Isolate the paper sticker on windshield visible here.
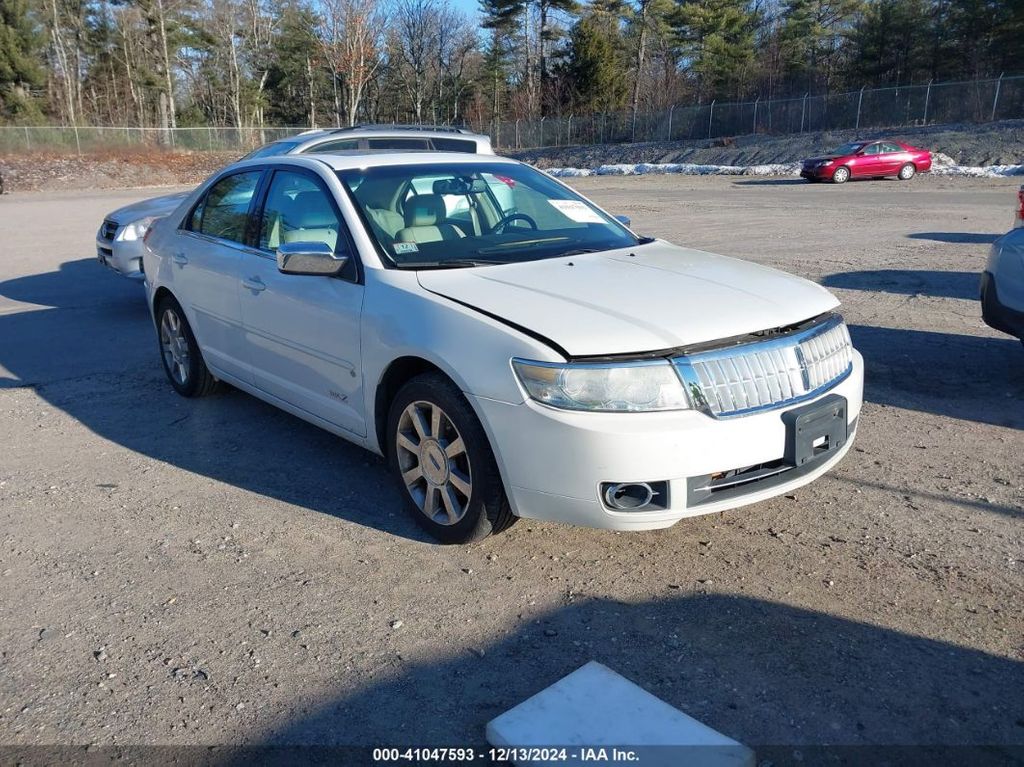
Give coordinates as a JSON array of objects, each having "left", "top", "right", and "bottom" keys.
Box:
[
  {"left": 547, "top": 199, "right": 605, "bottom": 224},
  {"left": 393, "top": 242, "right": 419, "bottom": 254}
]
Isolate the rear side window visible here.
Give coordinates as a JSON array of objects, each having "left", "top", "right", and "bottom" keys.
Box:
[
  {"left": 367, "top": 138, "right": 430, "bottom": 150},
  {"left": 188, "top": 171, "right": 261, "bottom": 243},
  {"left": 881, "top": 142, "right": 902, "bottom": 153},
  {"left": 431, "top": 138, "right": 477, "bottom": 153}
]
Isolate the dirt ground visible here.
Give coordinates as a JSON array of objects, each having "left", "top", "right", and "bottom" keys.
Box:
[{"left": 0, "top": 174, "right": 1022, "bottom": 760}]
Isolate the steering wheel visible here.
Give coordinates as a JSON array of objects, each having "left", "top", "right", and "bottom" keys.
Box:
[{"left": 492, "top": 213, "right": 538, "bottom": 233}]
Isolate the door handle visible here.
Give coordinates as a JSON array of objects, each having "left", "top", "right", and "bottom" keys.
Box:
[
  {"left": 171, "top": 252, "right": 188, "bottom": 266},
  {"left": 242, "top": 276, "right": 266, "bottom": 292}
]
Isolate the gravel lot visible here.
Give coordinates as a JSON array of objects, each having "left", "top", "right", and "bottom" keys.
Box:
[{"left": 0, "top": 175, "right": 1022, "bottom": 759}]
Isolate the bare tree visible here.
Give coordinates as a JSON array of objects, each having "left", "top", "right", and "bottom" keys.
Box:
[{"left": 320, "top": 0, "right": 383, "bottom": 126}]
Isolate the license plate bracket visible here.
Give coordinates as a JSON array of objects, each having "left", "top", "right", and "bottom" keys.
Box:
[{"left": 782, "top": 394, "right": 848, "bottom": 468}]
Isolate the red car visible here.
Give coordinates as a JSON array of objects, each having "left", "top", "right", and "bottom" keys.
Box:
[{"left": 800, "top": 140, "right": 932, "bottom": 184}]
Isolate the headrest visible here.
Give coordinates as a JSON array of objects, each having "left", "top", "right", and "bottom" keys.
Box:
[
  {"left": 405, "top": 194, "right": 444, "bottom": 227},
  {"left": 355, "top": 179, "right": 396, "bottom": 211},
  {"left": 289, "top": 191, "right": 337, "bottom": 229}
]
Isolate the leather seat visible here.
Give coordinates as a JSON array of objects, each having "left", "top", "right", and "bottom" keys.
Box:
[
  {"left": 396, "top": 194, "right": 464, "bottom": 244},
  {"left": 354, "top": 179, "right": 405, "bottom": 240},
  {"left": 277, "top": 190, "right": 339, "bottom": 251}
]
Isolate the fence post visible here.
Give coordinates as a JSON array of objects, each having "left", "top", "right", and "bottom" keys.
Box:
[
  {"left": 515, "top": 119, "right": 520, "bottom": 149},
  {"left": 72, "top": 123, "right": 82, "bottom": 156},
  {"left": 708, "top": 99, "right": 716, "bottom": 139},
  {"left": 539, "top": 116, "right": 545, "bottom": 147},
  {"left": 800, "top": 93, "right": 807, "bottom": 133},
  {"left": 667, "top": 105, "right": 675, "bottom": 141},
  {"left": 567, "top": 114, "right": 573, "bottom": 145},
  {"left": 855, "top": 86, "right": 865, "bottom": 130},
  {"left": 752, "top": 97, "right": 759, "bottom": 134},
  {"left": 923, "top": 79, "right": 932, "bottom": 124},
  {"left": 24, "top": 126, "right": 31, "bottom": 150},
  {"left": 991, "top": 72, "right": 1004, "bottom": 121}
]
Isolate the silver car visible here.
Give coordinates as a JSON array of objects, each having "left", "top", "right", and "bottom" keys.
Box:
[
  {"left": 96, "top": 125, "right": 493, "bottom": 281},
  {"left": 982, "top": 226, "right": 1024, "bottom": 346}
]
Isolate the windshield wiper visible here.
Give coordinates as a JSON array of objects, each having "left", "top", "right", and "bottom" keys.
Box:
[
  {"left": 393, "top": 258, "right": 508, "bottom": 270},
  {"left": 637, "top": 236, "right": 656, "bottom": 244}
]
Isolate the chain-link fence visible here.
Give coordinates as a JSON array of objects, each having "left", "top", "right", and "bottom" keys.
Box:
[
  {"left": 492, "top": 75, "right": 1024, "bottom": 150},
  {"left": 2, "top": 75, "right": 1022, "bottom": 154},
  {"left": 0, "top": 125, "right": 307, "bottom": 154}
]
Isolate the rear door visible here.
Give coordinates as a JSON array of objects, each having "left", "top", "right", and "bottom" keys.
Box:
[
  {"left": 175, "top": 169, "right": 264, "bottom": 382},
  {"left": 237, "top": 166, "right": 367, "bottom": 436},
  {"left": 879, "top": 142, "right": 906, "bottom": 174}
]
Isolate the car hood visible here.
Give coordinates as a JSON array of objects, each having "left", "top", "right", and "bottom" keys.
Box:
[
  {"left": 106, "top": 191, "right": 190, "bottom": 225},
  {"left": 804, "top": 154, "right": 844, "bottom": 163},
  {"left": 417, "top": 242, "right": 840, "bottom": 357}
]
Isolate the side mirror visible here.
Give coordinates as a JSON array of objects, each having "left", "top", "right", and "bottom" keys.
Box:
[
  {"left": 277, "top": 241, "right": 347, "bottom": 276},
  {"left": 614, "top": 214, "right": 632, "bottom": 228}
]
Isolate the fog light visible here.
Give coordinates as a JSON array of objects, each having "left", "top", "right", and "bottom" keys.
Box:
[{"left": 601, "top": 481, "right": 669, "bottom": 511}]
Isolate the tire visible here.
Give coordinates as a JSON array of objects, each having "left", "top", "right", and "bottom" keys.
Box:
[
  {"left": 387, "top": 372, "right": 515, "bottom": 544},
  {"left": 155, "top": 295, "right": 219, "bottom": 398},
  {"left": 898, "top": 162, "right": 916, "bottom": 180},
  {"left": 832, "top": 166, "right": 850, "bottom": 184}
]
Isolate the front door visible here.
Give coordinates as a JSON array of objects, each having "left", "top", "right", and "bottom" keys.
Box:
[
  {"left": 174, "top": 169, "right": 263, "bottom": 382},
  {"left": 237, "top": 168, "right": 366, "bottom": 437}
]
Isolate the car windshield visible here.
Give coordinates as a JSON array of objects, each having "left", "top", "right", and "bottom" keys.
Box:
[
  {"left": 241, "top": 140, "right": 302, "bottom": 160},
  {"left": 829, "top": 142, "right": 867, "bottom": 156},
  {"left": 338, "top": 162, "right": 639, "bottom": 268}
]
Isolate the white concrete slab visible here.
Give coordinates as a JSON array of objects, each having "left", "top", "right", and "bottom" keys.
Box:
[{"left": 486, "top": 661, "right": 755, "bottom": 767}]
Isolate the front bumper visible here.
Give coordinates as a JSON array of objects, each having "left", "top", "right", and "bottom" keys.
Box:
[
  {"left": 473, "top": 351, "right": 864, "bottom": 531},
  {"left": 96, "top": 225, "right": 145, "bottom": 281},
  {"left": 981, "top": 271, "right": 1024, "bottom": 340},
  {"left": 800, "top": 165, "right": 833, "bottom": 180}
]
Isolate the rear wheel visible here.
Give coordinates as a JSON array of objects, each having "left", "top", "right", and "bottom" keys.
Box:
[
  {"left": 832, "top": 166, "right": 850, "bottom": 184},
  {"left": 387, "top": 373, "right": 515, "bottom": 544},
  {"left": 898, "top": 163, "right": 916, "bottom": 180},
  {"left": 156, "top": 296, "right": 219, "bottom": 397}
]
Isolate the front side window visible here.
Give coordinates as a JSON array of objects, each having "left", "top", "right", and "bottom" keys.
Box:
[
  {"left": 241, "top": 141, "right": 302, "bottom": 160},
  {"left": 862, "top": 143, "right": 881, "bottom": 155},
  {"left": 339, "top": 162, "right": 640, "bottom": 268},
  {"left": 307, "top": 139, "right": 360, "bottom": 153},
  {"left": 189, "top": 171, "right": 261, "bottom": 243},
  {"left": 259, "top": 170, "right": 344, "bottom": 254}
]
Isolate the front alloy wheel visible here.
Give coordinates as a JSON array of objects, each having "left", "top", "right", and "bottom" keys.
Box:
[
  {"left": 396, "top": 401, "right": 473, "bottom": 526},
  {"left": 832, "top": 166, "right": 850, "bottom": 184},
  {"left": 388, "top": 373, "right": 515, "bottom": 543},
  {"left": 155, "top": 296, "right": 219, "bottom": 397}
]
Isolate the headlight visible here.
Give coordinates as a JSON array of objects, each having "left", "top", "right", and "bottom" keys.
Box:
[
  {"left": 819, "top": 160, "right": 834, "bottom": 167},
  {"left": 512, "top": 359, "right": 691, "bottom": 412},
  {"left": 118, "top": 216, "right": 157, "bottom": 241}
]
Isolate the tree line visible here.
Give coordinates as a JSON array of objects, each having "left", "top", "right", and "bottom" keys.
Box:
[{"left": 0, "top": 0, "right": 1021, "bottom": 134}]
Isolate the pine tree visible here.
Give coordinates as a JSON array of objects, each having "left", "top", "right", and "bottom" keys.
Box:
[
  {"left": 0, "top": 0, "right": 45, "bottom": 120},
  {"left": 566, "top": 0, "right": 627, "bottom": 112},
  {"left": 673, "top": 0, "right": 758, "bottom": 100}
]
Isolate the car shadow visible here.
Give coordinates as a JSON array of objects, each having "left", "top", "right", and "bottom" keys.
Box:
[
  {"left": 849, "top": 324, "right": 1024, "bottom": 429},
  {"left": 730, "top": 178, "right": 807, "bottom": 186},
  {"left": 907, "top": 232, "right": 999, "bottom": 245},
  {"left": 0, "top": 258, "right": 434, "bottom": 543},
  {"left": 822, "top": 270, "right": 979, "bottom": 300},
  {"left": 240, "top": 594, "right": 1024, "bottom": 762}
]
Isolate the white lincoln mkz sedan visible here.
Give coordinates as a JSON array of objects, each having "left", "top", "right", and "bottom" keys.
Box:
[{"left": 143, "top": 152, "right": 863, "bottom": 543}]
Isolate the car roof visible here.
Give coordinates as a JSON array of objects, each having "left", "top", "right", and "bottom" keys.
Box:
[{"left": 246, "top": 151, "right": 520, "bottom": 172}]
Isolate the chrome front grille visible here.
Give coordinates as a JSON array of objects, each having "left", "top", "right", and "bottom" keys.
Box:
[
  {"left": 674, "top": 317, "right": 854, "bottom": 418},
  {"left": 101, "top": 219, "right": 118, "bottom": 241}
]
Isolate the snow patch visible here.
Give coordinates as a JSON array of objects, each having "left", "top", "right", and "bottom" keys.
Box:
[{"left": 545, "top": 158, "right": 1024, "bottom": 179}]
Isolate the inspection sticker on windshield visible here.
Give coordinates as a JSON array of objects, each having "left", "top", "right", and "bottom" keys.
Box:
[
  {"left": 547, "top": 199, "right": 605, "bottom": 224},
  {"left": 393, "top": 242, "right": 419, "bottom": 254}
]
